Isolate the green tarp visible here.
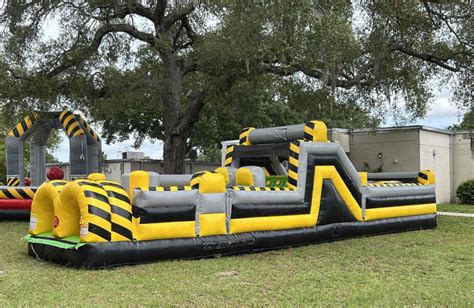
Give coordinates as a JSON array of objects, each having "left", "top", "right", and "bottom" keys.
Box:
[{"left": 24, "top": 232, "right": 86, "bottom": 250}]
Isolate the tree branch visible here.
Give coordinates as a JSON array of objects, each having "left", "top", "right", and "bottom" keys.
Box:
[
  {"left": 163, "top": 4, "right": 196, "bottom": 30},
  {"left": 421, "top": 0, "right": 473, "bottom": 48},
  {"left": 154, "top": 0, "right": 167, "bottom": 22},
  {"left": 43, "top": 23, "right": 156, "bottom": 78},
  {"left": 176, "top": 90, "right": 205, "bottom": 135},
  {"left": 182, "top": 17, "right": 198, "bottom": 43},
  {"left": 391, "top": 45, "right": 460, "bottom": 72},
  {"left": 123, "top": 0, "right": 154, "bottom": 21}
]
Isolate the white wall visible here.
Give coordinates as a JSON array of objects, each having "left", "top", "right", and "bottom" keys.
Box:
[
  {"left": 451, "top": 132, "right": 474, "bottom": 202},
  {"left": 419, "top": 130, "right": 451, "bottom": 203},
  {"left": 349, "top": 130, "right": 420, "bottom": 172}
]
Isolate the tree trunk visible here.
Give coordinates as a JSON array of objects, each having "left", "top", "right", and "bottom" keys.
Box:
[
  {"left": 160, "top": 49, "right": 190, "bottom": 174},
  {"left": 159, "top": 33, "right": 205, "bottom": 174},
  {"left": 163, "top": 133, "right": 188, "bottom": 174}
]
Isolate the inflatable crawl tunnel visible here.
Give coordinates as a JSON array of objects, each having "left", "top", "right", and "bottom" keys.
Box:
[{"left": 25, "top": 121, "right": 437, "bottom": 268}]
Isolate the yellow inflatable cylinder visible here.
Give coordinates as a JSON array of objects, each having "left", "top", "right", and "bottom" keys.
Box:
[
  {"left": 304, "top": 120, "right": 328, "bottom": 142},
  {"left": 235, "top": 168, "right": 254, "bottom": 186},
  {"left": 197, "top": 173, "right": 226, "bottom": 193},
  {"left": 55, "top": 181, "right": 112, "bottom": 243},
  {"left": 418, "top": 170, "right": 435, "bottom": 185},
  {"left": 215, "top": 167, "right": 230, "bottom": 184},
  {"left": 129, "top": 171, "right": 149, "bottom": 201},
  {"left": 29, "top": 180, "right": 68, "bottom": 235},
  {"left": 87, "top": 173, "right": 107, "bottom": 181},
  {"left": 54, "top": 182, "right": 82, "bottom": 238}
]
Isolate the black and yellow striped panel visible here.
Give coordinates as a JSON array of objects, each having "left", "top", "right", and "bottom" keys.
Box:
[
  {"left": 78, "top": 115, "right": 100, "bottom": 142},
  {"left": 6, "top": 177, "right": 20, "bottom": 187},
  {"left": 190, "top": 171, "right": 214, "bottom": 189},
  {"left": 233, "top": 186, "right": 293, "bottom": 191},
  {"left": 76, "top": 180, "right": 111, "bottom": 241},
  {"left": 239, "top": 127, "right": 254, "bottom": 146},
  {"left": 98, "top": 181, "right": 133, "bottom": 241},
  {"left": 137, "top": 186, "right": 193, "bottom": 192},
  {"left": 288, "top": 141, "right": 301, "bottom": 190},
  {"left": 7, "top": 114, "right": 37, "bottom": 138},
  {"left": 0, "top": 187, "right": 37, "bottom": 199},
  {"left": 367, "top": 183, "right": 424, "bottom": 187},
  {"left": 59, "top": 110, "right": 85, "bottom": 138},
  {"left": 303, "top": 120, "right": 328, "bottom": 142},
  {"left": 224, "top": 145, "right": 234, "bottom": 167}
]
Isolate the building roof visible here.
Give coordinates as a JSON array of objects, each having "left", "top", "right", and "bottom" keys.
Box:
[
  {"left": 104, "top": 158, "right": 219, "bottom": 165},
  {"left": 348, "top": 125, "right": 470, "bottom": 135}
]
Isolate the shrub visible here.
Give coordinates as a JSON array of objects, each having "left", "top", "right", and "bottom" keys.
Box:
[{"left": 456, "top": 179, "right": 474, "bottom": 205}]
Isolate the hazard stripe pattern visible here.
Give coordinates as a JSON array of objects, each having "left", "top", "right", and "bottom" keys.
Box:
[
  {"left": 78, "top": 115, "right": 100, "bottom": 142},
  {"left": 0, "top": 187, "right": 37, "bottom": 199},
  {"left": 6, "top": 177, "right": 20, "bottom": 186},
  {"left": 224, "top": 145, "right": 234, "bottom": 166},
  {"left": 288, "top": 141, "right": 301, "bottom": 190},
  {"left": 59, "top": 110, "right": 85, "bottom": 138},
  {"left": 233, "top": 186, "right": 294, "bottom": 191},
  {"left": 304, "top": 121, "right": 316, "bottom": 141},
  {"left": 77, "top": 180, "right": 112, "bottom": 241},
  {"left": 239, "top": 127, "right": 254, "bottom": 146},
  {"left": 137, "top": 186, "right": 192, "bottom": 192},
  {"left": 7, "top": 114, "right": 36, "bottom": 138},
  {"left": 98, "top": 180, "right": 134, "bottom": 241},
  {"left": 367, "top": 183, "right": 424, "bottom": 187}
]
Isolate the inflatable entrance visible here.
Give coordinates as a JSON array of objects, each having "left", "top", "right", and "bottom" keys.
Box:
[
  {"left": 1, "top": 111, "right": 101, "bottom": 219},
  {"left": 25, "top": 121, "right": 437, "bottom": 268}
]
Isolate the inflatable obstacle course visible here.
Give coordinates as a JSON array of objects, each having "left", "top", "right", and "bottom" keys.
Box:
[
  {"left": 1, "top": 111, "right": 102, "bottom": 219},
  {"left": 25, "top": 120, "right": 437, "bottom": 268}
]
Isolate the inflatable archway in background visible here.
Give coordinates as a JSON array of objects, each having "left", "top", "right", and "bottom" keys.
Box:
[{"left": 6, "top": 110, "right": 102, "bottom": 186}]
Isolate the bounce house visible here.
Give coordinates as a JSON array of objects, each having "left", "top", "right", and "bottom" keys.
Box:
[
  {"left": 0, "top": 111, "right": 102, "bottom": 219},
  {"left": 25, "top": 121, "right": 437, "bottom": 268}
]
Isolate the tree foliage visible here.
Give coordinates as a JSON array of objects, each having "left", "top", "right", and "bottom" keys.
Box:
[{"left": 0, "top": 0, "right": 472, "bottom": 171}]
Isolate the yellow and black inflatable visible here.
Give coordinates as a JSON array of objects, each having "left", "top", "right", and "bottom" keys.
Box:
[{"left": 25, "top": 121, "right": 437, "bottom": 268}]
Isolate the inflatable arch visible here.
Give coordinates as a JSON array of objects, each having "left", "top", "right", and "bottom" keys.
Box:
[
  {"left": 6, "top": 110, "right": 102, "bottom": 186},
  {"left": 25, "top": 120, "right": 437, "bottom": 268},
  {"left": 1, "top": 111, "right": 102, "bottom": 219}
]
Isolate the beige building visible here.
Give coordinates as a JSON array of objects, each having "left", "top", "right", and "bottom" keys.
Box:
[
  {"left": 47, "top": 159, "right": 219, "bottom": 184},
  {"left": 102, "top": 159, "right": 219, "bottom": 183},
  {"left": 331, "top": 126, "right": 473, "bottom": 203}
]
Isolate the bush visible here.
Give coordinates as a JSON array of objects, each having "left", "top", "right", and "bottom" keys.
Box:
[{"left": 456, "top": 179, "right": 474, "bottom": 205}]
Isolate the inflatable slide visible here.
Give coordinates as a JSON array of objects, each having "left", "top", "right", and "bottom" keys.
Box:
[{"left": 25, "top": 121, "right": 437, "bottom": 268}]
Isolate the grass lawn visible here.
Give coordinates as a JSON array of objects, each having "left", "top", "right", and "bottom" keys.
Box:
[
  {"left": 0, "top": 216, "right": 472, "bottom": 306},
  {"left": 437, "top": 203, "right": 474, "bottom": 214}
]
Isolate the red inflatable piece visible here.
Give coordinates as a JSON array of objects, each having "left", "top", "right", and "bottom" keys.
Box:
[
  {"left": 24, "top": 178, "right": 31, "bottom": 186},
  {"left": 0, "top": 199, "right": 32, "bottom": 210},
  {"left": 47, "top": 166, "right": 64, "bottom": 181}
]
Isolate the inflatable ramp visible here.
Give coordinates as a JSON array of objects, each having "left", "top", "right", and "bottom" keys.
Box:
[{"left": 25, "top": 121, "right": 437, "bottom": 268}]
